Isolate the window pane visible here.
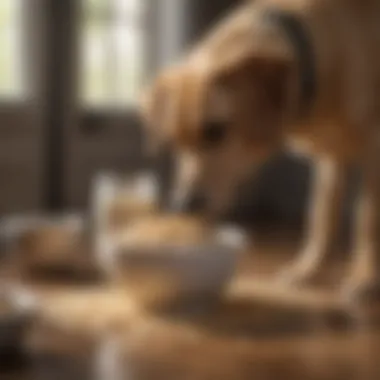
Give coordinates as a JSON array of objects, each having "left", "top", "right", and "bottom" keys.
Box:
[
  {"left": 81, "top": 21, "right": 109, "bottom": 106},
  {"left": 80, "top": 0, "right": 145, "bottom": 108},
  {"left": 0, "top": 0, "right": 24, "bottom": 99}
]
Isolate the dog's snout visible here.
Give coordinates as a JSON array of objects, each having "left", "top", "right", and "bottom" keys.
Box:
[
  {"left": 185, "top": 193, "right": 206, "bottom": 212},
  {"left": 171, "top": 192, "right": 206, "bottom": 213}
]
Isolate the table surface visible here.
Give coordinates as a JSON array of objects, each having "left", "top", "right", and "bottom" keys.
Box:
[{"left": 2, "top": 231, "right": 380, "bottom": 380}]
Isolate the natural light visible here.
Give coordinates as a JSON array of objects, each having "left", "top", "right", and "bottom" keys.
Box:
[
  {"left": 0, "top": 0, "right": 24, "bottom": 99},
  {"left": 81, "top": 0, "right": 145, "bottom": 108}
]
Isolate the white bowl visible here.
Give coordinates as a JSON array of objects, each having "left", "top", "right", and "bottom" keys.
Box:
[{"left": 100, "top": 226, "right": 249, "bottom": 311}]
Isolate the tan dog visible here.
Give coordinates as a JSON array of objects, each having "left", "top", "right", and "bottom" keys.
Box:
[{"left": 141, "top": 0, "right": 380, "bottom": 299}]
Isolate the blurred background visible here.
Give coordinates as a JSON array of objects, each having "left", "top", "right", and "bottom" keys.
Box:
[
  {"left": 0, "top": 0, "right": 315, "bottom": 228},
  {"left": 0, "top": 3, "right": 376, "bottom": 379}
]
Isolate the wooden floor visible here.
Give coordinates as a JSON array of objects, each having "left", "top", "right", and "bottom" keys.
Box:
[{"left": 3, "top": 230, "right": 380, "bottom": 380}]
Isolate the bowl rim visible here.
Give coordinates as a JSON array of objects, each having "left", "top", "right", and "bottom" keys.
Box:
[{"left": 109, "top": 224, "right": 250, "bottom": 262}]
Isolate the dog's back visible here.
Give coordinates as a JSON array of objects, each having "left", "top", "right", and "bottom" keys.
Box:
[{"left": 143, "top": 0, "right": 380, "bottom": 161}]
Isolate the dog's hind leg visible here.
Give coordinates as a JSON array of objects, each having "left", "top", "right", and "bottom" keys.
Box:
[
  {"left": 343, "top": 142, "right": 380, "bottom": 302},
  {"left": 278, "top": 156, "right": 348, "bottom": 286}
]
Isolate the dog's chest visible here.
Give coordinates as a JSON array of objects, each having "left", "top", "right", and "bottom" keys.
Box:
[
  {"left": 286, "top": 136, "right": 313, "bottom": 158},
  {"left": 285, "top": 121, "right": 372, "bottom": 160},
  {"left": 285, "top": 134, "right": 350, "bottom": 159}
]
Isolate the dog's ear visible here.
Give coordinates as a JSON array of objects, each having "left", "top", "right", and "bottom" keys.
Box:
[
  {"left": 214, "top": 41, "right": 293, "bottom": 106},
  {"left": 212, "top": 46, "right": 294, "bottom": 150},
  {"left": 140, "top": 66, "right": 212, "bottom": 152},
  {"left": 140, "top": 69, "right": 180, "bottom": 156},
  {"left": 139, "top": 75, "right": 168, "bottom": 156}
]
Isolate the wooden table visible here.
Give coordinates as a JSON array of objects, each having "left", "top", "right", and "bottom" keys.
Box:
[{"left": 2, "top": 232, "right": 380, "bottom": 380}]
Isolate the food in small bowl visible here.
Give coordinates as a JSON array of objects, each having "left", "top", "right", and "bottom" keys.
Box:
[
  {"left": 98, "top": 215, "right": 249, "bottom": 312},
  {"left": 0, "top": 215, "right": 98, "bottom": 282}
]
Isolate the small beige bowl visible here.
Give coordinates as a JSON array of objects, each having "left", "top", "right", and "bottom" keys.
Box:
[{"left": 98, "top": 223, "right": 249, "bottom": 312}]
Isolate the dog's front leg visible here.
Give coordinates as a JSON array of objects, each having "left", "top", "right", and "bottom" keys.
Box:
[
  {"left": 343, "top": 146, "right": 380, "bottom": 301},
  {"left": 279, "top": 156, "right": 348, "bottom": 285}
]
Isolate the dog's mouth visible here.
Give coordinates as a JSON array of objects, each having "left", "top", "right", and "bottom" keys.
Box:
[
  {"left": 151, "top": 148, "right": 230, "bottom": 217},
  {"left": 169, "top": 184, "right": 235, "bottom": 221},
  {"left": 169, "top": 191, "right": 207, "bottom": 215}
]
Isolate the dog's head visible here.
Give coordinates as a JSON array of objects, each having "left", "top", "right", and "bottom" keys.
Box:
[{"left": 141, "top": 11, "right": 295, "bottom": 216}]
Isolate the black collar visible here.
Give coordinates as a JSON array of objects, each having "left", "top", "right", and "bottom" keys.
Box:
[{"left": 264, "top": 10, "right": 317, "bottom": 113}]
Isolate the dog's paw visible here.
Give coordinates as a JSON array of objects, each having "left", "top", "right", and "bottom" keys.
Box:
[
  {"left": 342, "top": 274, "right": 380, "bottom": 305},
  {"left": 276, "top": 260, "right": 319, "bottom": 287}
]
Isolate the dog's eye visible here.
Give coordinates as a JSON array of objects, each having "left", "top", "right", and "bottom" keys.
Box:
[{"left": 202, "top": 121, "right": 227, "bottom": 146}]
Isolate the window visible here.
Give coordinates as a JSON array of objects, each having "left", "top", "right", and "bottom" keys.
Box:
[
  {"left": 0, "top": 0, "right": 25, "bottom": 100},
  {"left": 80, "top": 0, "right": 145, "bottom": 109}
]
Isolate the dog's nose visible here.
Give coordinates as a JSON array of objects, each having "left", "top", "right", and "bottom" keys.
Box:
[{"left": 171, "top": 193, "right": 206, "bottom": 213}]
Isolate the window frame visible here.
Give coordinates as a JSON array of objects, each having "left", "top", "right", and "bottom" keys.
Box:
[
  {"left": 77, "top": 0, "right": 160, "bottom": 117},
  {"left": 0, "top": 0, "right": 46, "bottom": 111},
  {"left": 44, "top": 0, "right": 160, "bottom": 210}
]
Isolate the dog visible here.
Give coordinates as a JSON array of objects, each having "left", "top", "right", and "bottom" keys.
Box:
[{"left": 140, "top": 0, "right": 380, "bottom": 299}]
